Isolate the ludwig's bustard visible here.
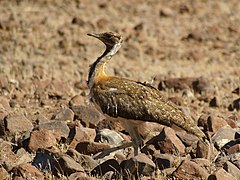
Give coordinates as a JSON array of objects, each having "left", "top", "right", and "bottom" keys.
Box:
[{"left": 87, "top": 32, "right": 206, "bottom": 156}]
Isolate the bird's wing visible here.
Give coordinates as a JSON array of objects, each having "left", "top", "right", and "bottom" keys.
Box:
[{"left": 91, "top": 78, "right": 182, "bottom": 127}]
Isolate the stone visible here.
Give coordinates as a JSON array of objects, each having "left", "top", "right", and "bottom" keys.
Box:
[
  {"left": 28, "top": 129, "right": 58, "bottom": 153},
  {"left": 71, "top": 105, "right": 104, "bottom": 128},
  {"left": 75, "top": 141, "right": 111, "bottom": 155},
  {"left": 95, "top": 129, "right": 124, "bottom": 145},
  {"left": 152, "top": 127, "right": 185, "bottom": 155},
  {"left": 5, "top": 115, "right": 33, "bottom": 134},
  {"left": 223, "top": 161, "right": 240, "bottom": 179},
  {"left": 122, "top": 153, "right": 156, "bottom": 178},
  {"left": 192, "top": 158, "right": 211, "bottom": 173},
  {"left": 15, "top": 148, "right": 32, "bottom": 166},
  {"left": 212, "top": 126, "right": 236, "bottom": 149},
  {"left": 208, "top": 168, "right": 237, "bottom": 180},
  {"left": 0, "top": 139, "right": 19, "bottom": 170},
  {"left": 67, "top": 148, "right": 98, "bottom": 171},
  {"left": 173, "top": 160, "right": 209, "bottom": 180},
  {"left": 226, "top": 144, "right": 240, "bottom": 154},
  {"left": 176, "top": 130, "right": 199, "bottom": 146},
  {"left": 55, "top": 155, "right": 84, "bottom": 176},
  {"left": 158, "top": 77, "right": 195, "bottom": 91},
  {"left": 54, "top": 108, "right": 74, "bottom": 122},
  {"left": 11, "top": 163, "right": 44, "bottom": 180},
  {"left": 0, "top": 74, "right": 8, "bottom": 89},
  {"left": 68, "top": 126, "right": 96, "bottom": 149},
  {"left": 0, "top": 96, "right": 10, "bottom": 110},
  {"left": 91, "top": 159, "right": 121, "bottom": 178},
  {"left": 153, "top": 153, "right": 174, "bottom": 170},
  {"left": 207, "top": 115, "right": 229, "bottom": 133},
  {"left": 39, "top": 120, "right": 70, "bottom": 139},
  {"left": 0, "top": 166, "right": 9, "bottom": 180},
  {"left": 69, "top": 95, "right": 86, "bottom": 107},
  {"left": 68, "top": 172, "right": 94, "bottom": 180},
  {"left": 160, "top": 7, "right": 175, "bottom": 17},
  {"left": 226, "top": 119, "right": 238, "bottom": 128}
]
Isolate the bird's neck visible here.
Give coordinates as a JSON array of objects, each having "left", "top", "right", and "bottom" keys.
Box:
[{"left": 87, "top": 49, "right": 111, "bottom": 89}]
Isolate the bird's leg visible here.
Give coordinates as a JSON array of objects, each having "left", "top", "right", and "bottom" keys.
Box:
[{"left": 129, "top": 126, "right": 143, "bottom": 156}]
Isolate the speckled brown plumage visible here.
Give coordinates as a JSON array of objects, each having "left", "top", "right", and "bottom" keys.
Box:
[{"left": 87, "top": 32, "right": 206, "bottom": 156}]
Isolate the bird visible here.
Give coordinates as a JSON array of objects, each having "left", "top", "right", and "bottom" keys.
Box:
[{"left": 87, "top": 32, "right": 206, "bottom": 156}]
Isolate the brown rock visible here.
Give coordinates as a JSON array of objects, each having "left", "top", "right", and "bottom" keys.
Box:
[
  {"left": 122, "top": 153, "right": 156, "bottom": 178},
  {"left": 69, "top": 126, "right": 96, "bottom": 149},
  {"left": 0, "top": 96, "right": 10, "bottom": 110},
  {"left": 209, "top": 96, "right": 220, "bottom": 107},
  {"left": 91, "top": 159, "right": 121, "bottom": 178},
  {"left": 223, "top": 161, "right": 240, "bottom": 179},
  {"left": 54, "top": 108, "right": 74, "bottom": 122},
  {"left": 0, "top": 166, "right": 9, "bottom": 180},
  {"left": 208, "top": 168, "right": 237, "bottom": 180},
  {"left": 207, "top": 115, "right": 229, "bottom": 133},
  {"left": 69, "top": 95, "right": 86, "bottom": 107},
  {"left": 67, "top": 148, "right": 98, "bottom": 171},
  {"left": 226, "top": 144, "right": 240, "bottom": 154},
  {"left": 192, "top": 158, "right": 211, "bottom": 173},
  {"left": 160, "top": 7, "right": 175, "bottom": 17},
  {"left": 15, "top": 148, "right": 32, "bottom": 166},
  {"left": 28, "top": 129, "right": 58, "bottom": 153},
  {"left": 71, "top": 105, "right": 104, "bottom": 128},
  {"left": 72, "top": 17, "right": 85, "bottom": 26},
  {"left": 173, "top": 160, "right": 209, "bottom": 179},
  {"left": 68, "top": 172, "right": 94, "bottom": 180},
  {"left": 153, "top": 153, "right": 175, "bottom": 170},
  {"left": 11, "top": 163, "right": 44, "bottom": 180},
  {"left": 0, "top": 74, "right": 8, "bottom": 89},
  {"left": 55, "top": 155, "right": 84, "bottom": 176},
  {"left": 158, "top": 77, "right": 195, "bottom": 91},
  {"left": 39, "top": 120, "right": 70, "bottom": 139},
  {"left": 153, "top": 127, "right": 185, "bottom": 155},
  {"left": 176, "top": 130, "right": 199, "bottom": 146},
  {"left": 75, "top": 141, "right": 110, "bottom": 155},
  {"left": 5, "top": 115, "right": 33, "bottom": 134},
  {"left": 0, "top": 139, "right": 18, "bottom": 170}
]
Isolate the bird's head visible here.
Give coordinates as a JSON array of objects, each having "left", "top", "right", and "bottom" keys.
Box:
[{"left": 88, "top": 32, "right": 122, "bottom": 57}]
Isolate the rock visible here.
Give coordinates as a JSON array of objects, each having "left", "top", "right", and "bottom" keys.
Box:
[
  {"left": 158, "top": 77, "right": 195, "bottom": 91},
  {"left": 228, "top": 98, "right": 240, "bottom": 111},
  {"left": 95, "top": 129, "right": 124, "bottom": 145},
  {"left": 173, "top": 160, "right": 209, "bottom": 179},
  {"left": 71, "top": 105, "right": 104, "bottom": 128},
  {"left": 232, "top": 87, "right": 240, "bottom": 95},
  {"left": 75, "top": 141, "right": 111, "bottom": 155},
  {"left": 192, "top": 158, "right": 211, "bottom": 173},
  {"left": 91, "top": 159, "right": 121, "bottom": 178},
  {"left": 5, "top": 115, "right": 33, "bottom": 134},
  {"left": 0, "top": 139, "right": 19, "bottom": 170},
  {"left": 223, "top": 161, "right": 240, "bottom": 179},
  {"left": 55, "top": 155, "right": 84, "bottom": 176},
  {"left": 54, "top": 108, "right": 74, "bottom": 122},
  {"left": 226, "top": 119, "right": 238, "bottom": 128},
  {"left": 68, "top": 126, "right": 96, "bottom": 149},
  {"left": 192, "top": 77, "right": 210, "bottom": 93},
  {"left": 39, "top": 120, "right": 70, "bottom": 139},
  {"left": 72, "top": 17, "right": 85, "bottom": 26},
  {"left": 69, "top": 95, "right": 86, "bottom": 107},
  {"left": 208, "top": 168, "right": 237, "bottom": 180},
  {"left": 226, "top": 144, "right": 240, "bottom": 154},
  {"left": 212, "top": 126, "right": 236, "bottom": 149},
  {"left": 0, "top": 96, "right": 10, "bottom": 110},
  {"left": 67, "top": 148, "right": 98, "bottom": 171},
  {"left": 153, "top": 153, "right": 175, "bottom": 170},
  {"left": 176, "top": 130, "right": 199, "bottom": 146},
  {"left": 28, "top": 129, "right": 58, "bottom": 153},
  {"left": 0, "top": 166, "right": 9, "bottom": 180},
  {"left": 122, "top": 153, "right": 156, "bottom": 178},
  {"left": 11, "top": 163, "right": 44, "bottom": 180},
  {"left": 196, "top": 139, "right": 218, "bottom": 160},
  {"left": 32, "top": 150, "right": 56, "bottom": 171},
  {"left": 68, "top": 172, "right": 94, "bottom": 180},
  {"left": 216, "top": 153, "right": 240, "bottom": 169},
  {"left": 152, "top": 127, "right": 185, "bottom": 155},
  {"left": 0, "top": 74, "right": 8, "bottom": 89},
  {"left": 160, "top": 7, "right": 175, "bottom": 17},
  {"left": 208, "top": 115, "right": 229, "bottom": 133},
  {"left": 15, "top": 148, "right": 32, "bottom": 166}
]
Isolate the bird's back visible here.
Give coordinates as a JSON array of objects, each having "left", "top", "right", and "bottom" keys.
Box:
[{"left": 90, "top": 77, "right": 206, "bottom": 140}]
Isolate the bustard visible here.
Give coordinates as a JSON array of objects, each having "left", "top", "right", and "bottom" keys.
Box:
[{"left": 87, "top": 32, "right": 206, "bottom": 156}]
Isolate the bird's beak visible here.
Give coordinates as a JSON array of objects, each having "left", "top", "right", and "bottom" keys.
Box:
[{"left": 87, "top": 33, "right": 101, "bottom": 39}]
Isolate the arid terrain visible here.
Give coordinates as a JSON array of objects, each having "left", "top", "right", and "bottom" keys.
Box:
[{"left": 0, "top": 0, "right": 239, "bottom": 179}]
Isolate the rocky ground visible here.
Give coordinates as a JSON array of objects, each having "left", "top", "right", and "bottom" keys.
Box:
[{"left": 0, "top": 0, "right": 239, "bottom": 179}]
